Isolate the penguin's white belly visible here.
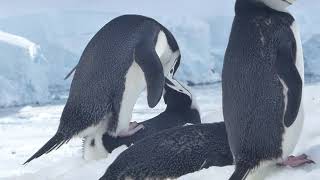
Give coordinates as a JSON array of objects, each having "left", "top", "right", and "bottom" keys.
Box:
[
  {"left": 115, "top": 61, "right": 146, "bottom": 136},
  {"left": 281, "top": 105, "right": 304, "bottom": 157},
  {"left": 281, "top": 21, "right": 305, "bottom": 158},
  {"left": 291, "top": 21, "right": 304, "bottom": 82}
]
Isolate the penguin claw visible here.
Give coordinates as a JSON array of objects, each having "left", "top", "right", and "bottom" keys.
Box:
[
  {"left": 118, "top": 123, "right": 145, "bottom": 137},
  {"left": 129, "top": 121, "right": 139, "bottom": 128},
  {"left": 277, "top": 154, "right": 315, "bottom": 167}
]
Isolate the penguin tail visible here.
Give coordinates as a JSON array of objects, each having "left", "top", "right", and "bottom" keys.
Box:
[
  {"left": 229, "top": 163, "right": 251, "bottom": 180},
  {"left": 23, "top": 133, "right": 69, "bottom": 165}
]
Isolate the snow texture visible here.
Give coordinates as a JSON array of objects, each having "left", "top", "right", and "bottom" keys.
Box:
[
  {"left": 0, "top": 84, "right": 320, "bottom": 179},
  {"left": 0, "top": 1, "right": 319, "bottom": 179}
]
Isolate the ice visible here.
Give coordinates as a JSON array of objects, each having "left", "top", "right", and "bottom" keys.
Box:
[
  {"left": 304, "top": 34, "right": 320, "bottom": 80},
  {"left": 0, "top": 31, "right": 41, "bottom": 61},
  {"left": 0, "top": 31, "right": 49, "bottom": 107}
]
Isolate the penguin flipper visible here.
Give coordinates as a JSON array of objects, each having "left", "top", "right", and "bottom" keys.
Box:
[
  {"left": 276, "top": 39, "right": 302, "bottom": 127},
  {"left": 23, "top": 133, "right": 69, "bottom": 165},
  {"left": 135, "top": 27, "right": 164, "bottom": 108},
  {"left": 201, "top": 153, "right": 234, "bottom": 169},
  {"left": 64, "top": 65, "right": 77, "bottom": 80}
]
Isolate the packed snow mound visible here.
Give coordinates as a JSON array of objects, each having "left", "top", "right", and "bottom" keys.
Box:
[
  {"left": 1, "top": 84, "right": 320, "bottom": 179},
  {"left": 0, "top": 31, "right": 48, "bottom": 107}
]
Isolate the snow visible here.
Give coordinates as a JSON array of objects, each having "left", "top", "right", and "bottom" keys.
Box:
[
  {"left": 1, "top": 84, "right": 320, "bottom": 179},
  {"left": 0, "top": 0, "right": 319, "bottom": 178}
]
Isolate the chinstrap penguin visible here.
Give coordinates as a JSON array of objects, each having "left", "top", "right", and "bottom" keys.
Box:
[
  {"left": 99, "top": 122, "right": 233, "bottom": 180},
  {"left": 222, "top": 0, "right": 313, "bottom": 179},
  {"left": 24, "top": 14, "right": 181, "bottom": 164},
  {"left": 82, "top": 75, "right": 201, "bottom": 160}
]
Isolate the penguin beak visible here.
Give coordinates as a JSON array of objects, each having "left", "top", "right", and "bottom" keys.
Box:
[{"left": 281, "top": 0, "right": 295, "bottom": 5}]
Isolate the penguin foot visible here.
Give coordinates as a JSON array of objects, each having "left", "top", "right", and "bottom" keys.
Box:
[
  {"left": 277, "top": 154, "right": 315, "bottom": 167},
  {"left": 118, "top": 122, "right": 145, "bottom": 137}
]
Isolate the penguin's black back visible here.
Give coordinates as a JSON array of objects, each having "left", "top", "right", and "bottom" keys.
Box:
[
  {"left": 100, "top": 122, "right": 233, "bottom": 180},
  {"left": 59, "top": 15, "right": 179, "bottom": 136},
  {"left": 222, "top": 1, "right": 301, "bottom": 167},
  {"left": 71, "top": 15, "right": 179, "bottom": 96}
]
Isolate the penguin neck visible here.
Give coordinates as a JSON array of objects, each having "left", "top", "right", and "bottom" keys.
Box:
[
  {"left": 164, "top": 96, "right": 193, "bottom": 112},
  {"left": 164, "top": 96, "right": 200, "bottom": 125},
  {"left": 163, "top": 77, "right": 199, "bottom": 117},
  {"left": 259, "top": 0, "right": 291, "bottom": 12},
  {"left": 163, "top": 88, "right": 193, "bottom": 112},
  {"left": 165, "top": 103, "right": 190, "bottom": 112}
]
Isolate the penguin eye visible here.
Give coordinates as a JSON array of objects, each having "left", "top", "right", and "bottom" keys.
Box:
[{"left": 170, "top": 69, "right": 174, "bottom": 74}]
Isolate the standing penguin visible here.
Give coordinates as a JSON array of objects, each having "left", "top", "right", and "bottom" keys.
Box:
[
  {"left": 222, "top": 0, "right": 313, "bottom": 179},
  {"left": 99, "top": 122, "right": 233, "bottom": 180},
  {"left": 83, "top": 74, "right": 201, "bottom": 160},
  {"left": 24, "top": 14, "right": 181, "bottom": 164}
]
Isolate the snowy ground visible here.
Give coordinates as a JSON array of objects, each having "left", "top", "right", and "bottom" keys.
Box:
[{"left": 0, "top": 84, "right": 320, "bottom": 180}]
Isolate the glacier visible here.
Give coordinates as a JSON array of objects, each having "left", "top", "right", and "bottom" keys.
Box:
[
  {"left": 0, "top": 31, "right": 48, "bottom": 107},
  {"left": 0, "top": 1, "right": 320, "bottom": 179},
  {"left": 0, "top": 0, "right": 319, "bottom": 107}
]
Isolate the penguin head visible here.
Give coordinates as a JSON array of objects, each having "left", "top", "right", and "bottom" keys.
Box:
[
  {"left": 257, "top": 0, "right": 295, "bottom": 11},
  {"left": 163, "top": 54, "right": 199, "bottom": 112},
  {"left": 236, "top": 0, "right": 295, "bottom": 12},
  {"left": 164, "top": 54, "right": 181, "bottom": 79},
  {"left": 164, "top": 78, "right": 199, "bottom": 112}
]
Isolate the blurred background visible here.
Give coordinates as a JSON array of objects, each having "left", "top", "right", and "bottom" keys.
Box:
[{"left": 0, "top": 0, "right": 319, "bottom": 108}]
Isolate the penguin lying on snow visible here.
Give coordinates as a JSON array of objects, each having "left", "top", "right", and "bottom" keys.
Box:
[
  {"left": 83, "top": 74, "right": 201, "bottom": 160},
  {"left": 24, "top": 14, "right": 181, "bottom": 164},
  {"left": 222, "top": 0, "right": 313, "bottom": 179},
  {"left": 99, "top": 122, "right": 233, "bottom": 180}
]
